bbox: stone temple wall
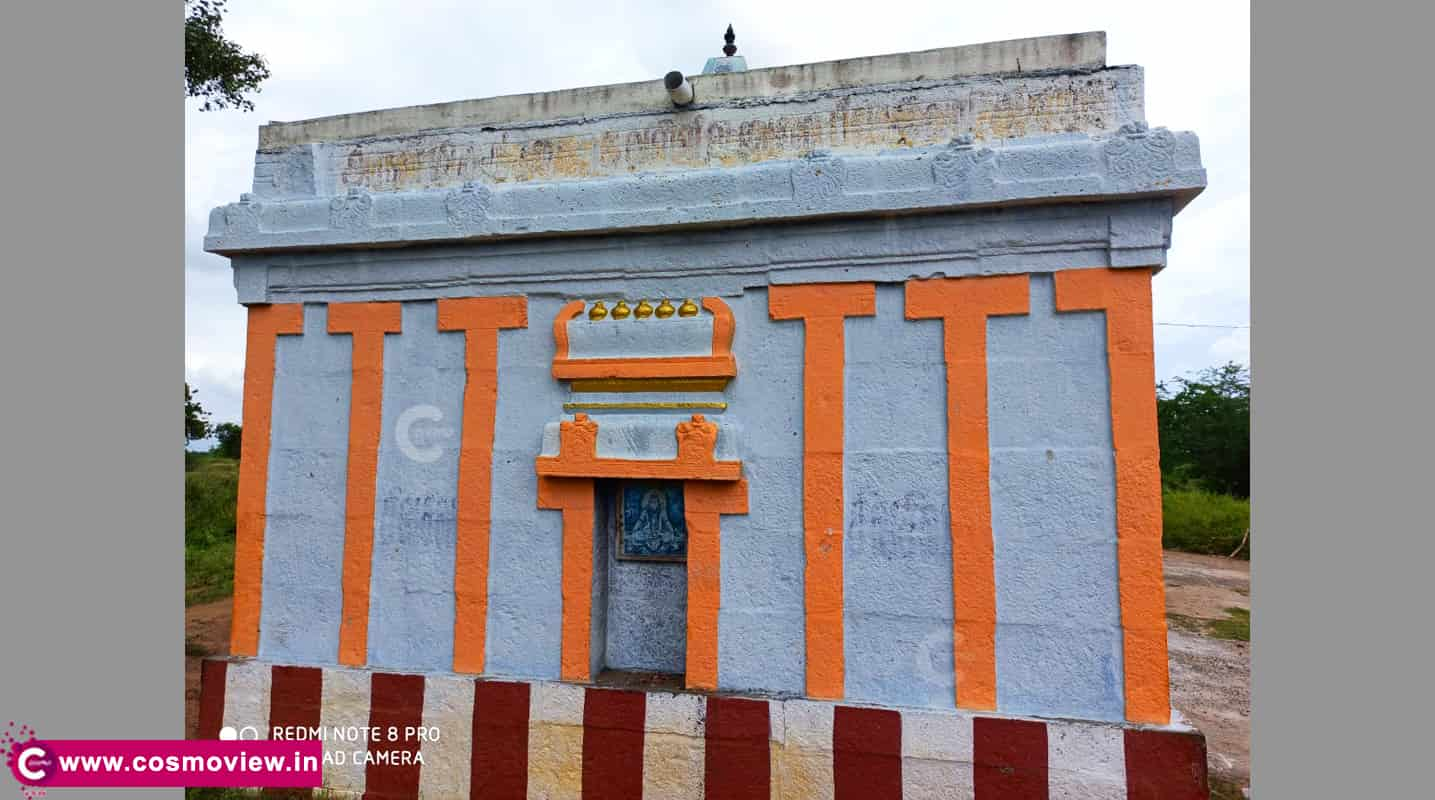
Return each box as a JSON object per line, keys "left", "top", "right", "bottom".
{"left": 201, "top": 30, "right": 1210, "bottom": 797}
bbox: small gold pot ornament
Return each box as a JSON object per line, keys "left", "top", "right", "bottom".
{"left": 587, "top": 301, "right": 608, "bottom": 320}
{"left": 611, "top": 300, "right": 632, "bottom": 320}
{"left": 678, "top": 298, "right": 700, "bottom": 317}
{"left": 656, "top": 299, "right": 676, "bottom": 319}
{"left": 634, "top": 300, "right": 655, "bottom": 319}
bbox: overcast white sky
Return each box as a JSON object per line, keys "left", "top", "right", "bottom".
{"left": 185, "top": 0, "right": 1249, "bottom": 434}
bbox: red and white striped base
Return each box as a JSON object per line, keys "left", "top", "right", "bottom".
{"left": 199, "top": 659, "right": 1208, "bottom": 799}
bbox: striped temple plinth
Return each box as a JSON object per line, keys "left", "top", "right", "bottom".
{"left": 198, "top": 659, "right": 1207, "bottom": 799}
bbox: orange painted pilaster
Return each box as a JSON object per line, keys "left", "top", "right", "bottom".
{"left": 1054, "top": 267, "right": 1170, "bottom": 725}
{"left": 230, "top": 304, "right": 304, "bottom": 657}
{"left": 769, "top": 282, "right": 876, "bottom": 700}
{"left": 537, "top": 476, "right": 596, "bottom": 682}
{"left": 683, "top": 479, "right": 750, "bottom": 691}
{"left": 437, "top": 296, "right": 528, "bottom": 675}
{"left": 328, "top": 302, "right": 403, "bottom": 667}
{"left": 906, "top": 275, "right": 1030, "bottom": 711}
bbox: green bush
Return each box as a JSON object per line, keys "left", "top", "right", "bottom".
{"left": 1157, "top": 362, "right": 1250, "bottom": 498}
{"left": 1162, "top": 488, "right": 1250, "bottom": 558}
{"left": 213, "top": 422, "right": 242, "bottom": 460}
{"left": 186, "top": 539, "right": 236, "bottom": 606}
{"left": 185, "top": 456, "right": 239, "bottom": 605}
{"left": 185, "top": 459, "right": 239, "bottom": 547}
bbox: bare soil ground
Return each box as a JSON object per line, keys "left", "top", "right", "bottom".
{"left": 1164, "top": 550, "right": 1251, "bottom": 791}
{"left": 184, "top": 550, "right": 1252, "bottom": 791}
{"left": 184, "top": 598, "right": 231, "bottom": 739}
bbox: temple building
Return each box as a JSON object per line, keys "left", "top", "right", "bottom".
{"left": 198, "top": 29, "right": 1212, "bottom": 799}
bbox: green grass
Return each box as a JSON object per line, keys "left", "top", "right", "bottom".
{"left": 186, "top": 538, "right": 236, "bottom": 606}
{"left": 186, "top": 455, "right": 239, "bottom": 606}
{"left": 1167, "top": 608, "right": 1250, "bottom": 643}
{"left": 1209, "top": 775, "right": 1247, "bottom": 799}
{"left": 1207, "top": 607, "right": 1250, "bottom": 642}
{"left": 1163, "top": 488, "right": 1250, "bottom": 558}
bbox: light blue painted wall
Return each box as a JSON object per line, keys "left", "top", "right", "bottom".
{"left": 250, "top": 256, "right": 1128, "bottom": 723}
{"left": 260, "top": 303, "right": 350, "bottom": 664}
{"left": 482, "top": 295, "right": 569, "bottom": 680}
{"left": 366, "top": 301, "right": 465, "bottom": 671}
{"left": 714, "top": 287, "right": 808, "bottom": 695}
{"left": 988, "top": 273, "right": 1124, "bottom": 721}
{"left": 843, "top": 284, "right": 954, "bottom": 708}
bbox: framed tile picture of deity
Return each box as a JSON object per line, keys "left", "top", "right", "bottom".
{"left": 616, "top": 480, "right": 687, "bottom": 561}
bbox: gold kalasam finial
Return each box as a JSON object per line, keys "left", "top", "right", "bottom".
{"left": 612, "top": 300, "right": 632, "bottom": 320}
{"left": 588, "top": 301, "right": 608, "bottom": 320}
{"left": 678, "top": 298, "right": 700, "bottom": 317}
{"left": 635, "top": 299, "right": 655, "bottom": 319}
{"left": 656, "top": 299, "right": 676, "bottom": 319}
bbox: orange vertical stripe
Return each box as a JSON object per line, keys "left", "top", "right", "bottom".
{"left": 905, "top": 274, "right": 1030, "bottom": 711}
{"left": 683, "top": 479, "right": 749, "bottom": 691}
{"left": 1054, "top": 267, "right": 1170, "bottom": 725}
{"left": 538, "top": 475, "right": 596, "bottom": 682}
{"left": 685, "top": 508, "right": 721, "bottom": 690}
{"left": 328, "top": 302, "right": 403, "bottom": 668}
{"left": 769, "top": 283, "right": 876, "bottom": 700}
{"left": 230, "top": 304, "right": 304, "bottom": 656}
{"left": 438, "top": 297, "right": 528, "bottom": 675}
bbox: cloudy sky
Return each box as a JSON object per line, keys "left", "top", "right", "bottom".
{"left": 186, "top": 0, "right": 1249, "bottom": 435}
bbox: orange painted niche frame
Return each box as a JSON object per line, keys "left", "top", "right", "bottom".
{"left": 535, "top": 413, "right": 748, "bottom": 691}
{"left": 550, "top": 297, "right": 737, "bottom": 383}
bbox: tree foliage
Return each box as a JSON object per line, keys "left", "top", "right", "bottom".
{"left": 1157, "top": 362, "right": 1250, "bottom": 498}
{"left": 185, "top": 382, "right": 212, "bottom": 443}
{"left": 213, "top": 422, "right": 243, "bottom": 460}
{"left": 185, "top": 0, "right": 270, "bottom": 111}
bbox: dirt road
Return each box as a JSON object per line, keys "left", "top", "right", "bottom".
{"left": 1164, "top": 550, "right": 1251, "bottom": 788}
{"left": 184, "top": 598, "right": 231, "bottom": 739}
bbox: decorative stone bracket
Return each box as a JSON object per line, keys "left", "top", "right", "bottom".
{"left": 535, "top": 413, "right": 742, "bottom": 481}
